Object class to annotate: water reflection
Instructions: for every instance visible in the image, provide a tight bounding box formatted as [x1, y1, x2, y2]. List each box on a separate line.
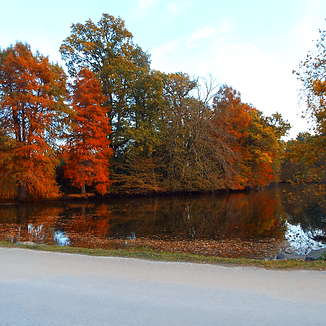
[281, 184, 326, 231]
[107, 190, 284, 241]
[27, 224, 45, 241]
[0, 184, 325, 256]
[281, 184, 326, 253]
[285, 222, 326, 255]
[54, 230, 70, 246]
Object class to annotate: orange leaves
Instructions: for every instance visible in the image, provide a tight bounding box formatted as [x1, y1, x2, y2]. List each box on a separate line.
[212, 86, 282, 190]
[63, 69, 112, 195]
[281, 133, 326, 183]
[0, 40, 286, 198]
[312, 80, 326, 95]
[0, 43, 68, 200]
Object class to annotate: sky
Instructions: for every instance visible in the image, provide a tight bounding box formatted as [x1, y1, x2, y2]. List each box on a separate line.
[1, 0, 325, 138]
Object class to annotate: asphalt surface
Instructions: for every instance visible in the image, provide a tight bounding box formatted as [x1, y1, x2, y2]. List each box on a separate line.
[0, 247, 325, 326]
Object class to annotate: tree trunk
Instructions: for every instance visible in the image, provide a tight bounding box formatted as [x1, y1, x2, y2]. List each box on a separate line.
[17, 182, 27, 201]
[81, 184, 86, 194]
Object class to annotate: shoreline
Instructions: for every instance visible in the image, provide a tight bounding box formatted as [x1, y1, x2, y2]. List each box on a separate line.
[1, 181, 324, 204]
[0, 188, 250, 205]
[0, 182, 296, 204]
[1, 241, 326, 270]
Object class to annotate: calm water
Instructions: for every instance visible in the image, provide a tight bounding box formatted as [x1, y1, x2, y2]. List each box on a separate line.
[0, 184, 325, 255]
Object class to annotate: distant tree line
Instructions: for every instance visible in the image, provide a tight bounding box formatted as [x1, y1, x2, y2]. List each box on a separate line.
[0, 13, 303, 200]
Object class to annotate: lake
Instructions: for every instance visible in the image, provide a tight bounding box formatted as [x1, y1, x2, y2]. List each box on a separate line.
[1, 184, 325, 258]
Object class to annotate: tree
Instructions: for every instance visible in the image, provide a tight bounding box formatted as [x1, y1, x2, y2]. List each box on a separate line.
[60, 14, 151, 153]
[63, 68, 112, 195]
[109, 70, 166, 194]
[211, 86, 253, 189]
[58, 13, 289, 194]
[244, 109, 284, 188]
[0, 129, 17, 199]
[281, 133, 326, 183]
[292, 25, 326, 184]
[0, 43, 68, 200]
[212, 86, 288, 189]
[294, 26, 326, 134]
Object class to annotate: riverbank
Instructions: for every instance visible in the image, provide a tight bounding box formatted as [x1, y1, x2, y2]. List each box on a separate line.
[1, 241, 326, 270]
[2, 182, 325, 204]
[0, 185, 266, 204]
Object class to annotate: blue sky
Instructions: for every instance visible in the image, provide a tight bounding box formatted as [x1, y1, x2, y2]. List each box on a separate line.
[1, 0, 326, 137]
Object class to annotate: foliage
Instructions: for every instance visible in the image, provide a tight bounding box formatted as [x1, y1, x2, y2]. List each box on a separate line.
[0, 14, 293, 199]
[212, 86, 288, 189]
[60, 14, 151, 153]
[157, 73, 222, 191]
[288, 25, 326, 184]
[58, 14, 290, 194]
[294, 27, 326, 134]
[63, 69, 112, 195]
[281, 133, 326, 183]
[0, 43, 67, 200]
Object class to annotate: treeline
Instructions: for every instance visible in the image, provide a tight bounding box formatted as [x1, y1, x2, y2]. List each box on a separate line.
[0, 14, 293, 200]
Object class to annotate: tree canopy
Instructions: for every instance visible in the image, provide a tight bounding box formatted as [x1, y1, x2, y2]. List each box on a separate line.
[0, 43, 67, 200]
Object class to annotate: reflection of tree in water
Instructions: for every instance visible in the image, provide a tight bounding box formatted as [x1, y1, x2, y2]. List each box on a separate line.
[0, 187, 287, 245]
[0, 205, 64, 243]
[281, 184, 326, 233]
[0, 203, 113, 245]
[57, 203, 111, 245]
[108, 188, 284, 241]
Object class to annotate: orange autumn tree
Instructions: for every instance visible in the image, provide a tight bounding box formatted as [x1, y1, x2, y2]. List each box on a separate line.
[64, 68, 112, 195]
[243, 110, 281, 188]
[0, 43, 68, 200]
[212, 86, 287, 189]
[212, 87, 252, 189]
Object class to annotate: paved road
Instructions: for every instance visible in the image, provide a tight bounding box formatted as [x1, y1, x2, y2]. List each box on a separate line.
[0, 248, 325, 326]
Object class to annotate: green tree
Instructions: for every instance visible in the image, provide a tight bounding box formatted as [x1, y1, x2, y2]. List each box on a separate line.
[110, 70, 166, 194]
[60, 14, 151, 153]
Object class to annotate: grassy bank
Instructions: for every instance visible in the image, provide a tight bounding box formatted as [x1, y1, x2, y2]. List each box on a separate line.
[1, 241, 326, 270]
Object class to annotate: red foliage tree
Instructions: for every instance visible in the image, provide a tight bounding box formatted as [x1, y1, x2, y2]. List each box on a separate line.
[64, 68, 112, 195]
[0, 43, 67, 200]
